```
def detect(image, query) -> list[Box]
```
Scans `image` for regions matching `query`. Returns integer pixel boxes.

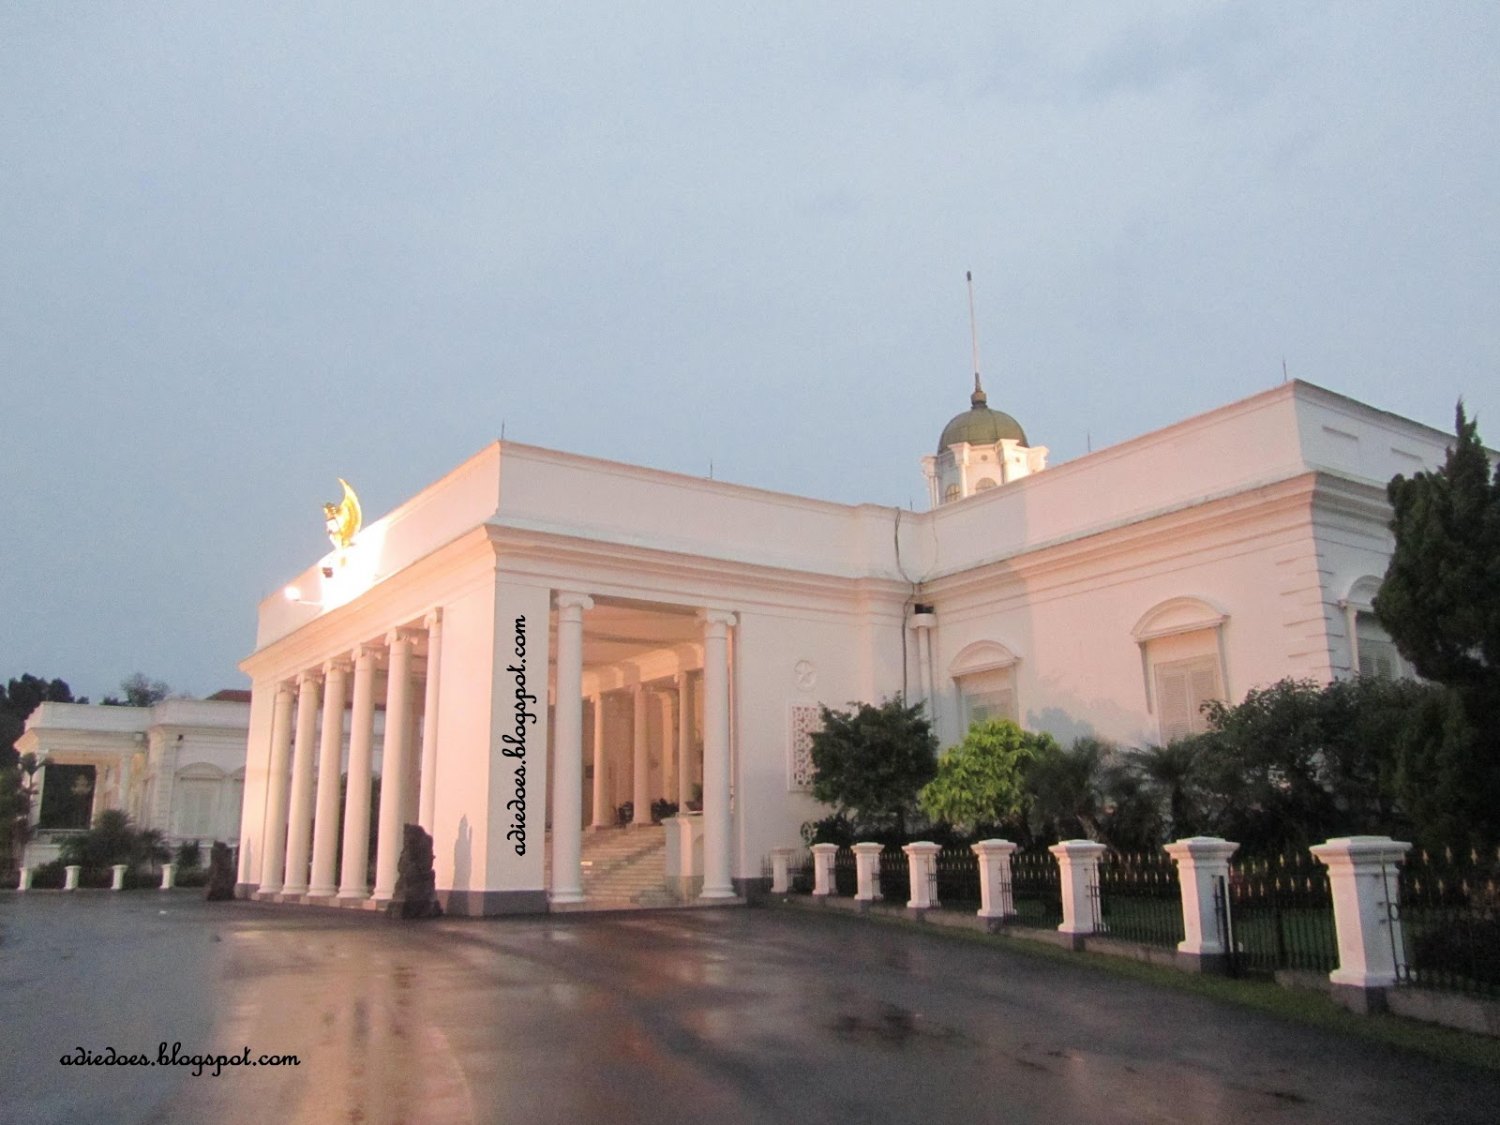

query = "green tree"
[1375,402,1500,694]
[809,696,937,839]
[1026,736,1112,843]
[919,719,1055,835]
[101,673,171,708]
[1373,402,1500,848]
[1,674,80,767]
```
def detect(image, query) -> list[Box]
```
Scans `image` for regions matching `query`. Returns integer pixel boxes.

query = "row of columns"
[257,611,442,905]
[586,673,700,830]
[552,596,736,904]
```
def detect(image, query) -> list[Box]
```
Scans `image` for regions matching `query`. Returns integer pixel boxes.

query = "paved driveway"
[1,892,1495,1124]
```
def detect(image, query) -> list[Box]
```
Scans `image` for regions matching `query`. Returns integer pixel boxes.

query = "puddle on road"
[827,1003,960,1048]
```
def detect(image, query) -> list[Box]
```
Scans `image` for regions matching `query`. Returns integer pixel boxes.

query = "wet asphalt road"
[1,892,1496,1125]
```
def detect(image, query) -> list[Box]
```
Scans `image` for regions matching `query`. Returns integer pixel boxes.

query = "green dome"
[937,385,1027,452]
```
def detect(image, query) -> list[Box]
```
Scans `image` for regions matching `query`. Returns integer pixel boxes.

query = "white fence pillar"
[160,863,177,890]
[1050,840,1107,941]
[852,842,883,903]
[110,864,127,891]
[63,865,80,891]
[1163,836,1239,972]
[903,841,941,911]
[17,866,32,891]
[1310,835,1412,1010]
[770,847,795,894]
[973,839,1019,923]
[811,843,839,897]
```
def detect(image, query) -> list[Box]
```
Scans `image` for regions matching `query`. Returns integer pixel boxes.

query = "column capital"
[350,641,382,666]
[296,668,322,690]
[699,608,737,631]
[273,680,296,702]
[322,655,352,677]
[555,591,595,613]
[385,626,421,649]
[423,607,443,631]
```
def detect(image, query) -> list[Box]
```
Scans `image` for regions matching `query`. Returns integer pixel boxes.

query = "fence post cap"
[850,841,885,855]
[810,843,840,855]
[902,841,942,856]
[770,846,796,858]
[1163,837,1239,862]
[1048,839,1108,860]
[1309,836,1413,866]
[971,839,1019,856]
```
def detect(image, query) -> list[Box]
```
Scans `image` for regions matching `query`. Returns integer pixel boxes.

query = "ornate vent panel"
[789,704,821,792]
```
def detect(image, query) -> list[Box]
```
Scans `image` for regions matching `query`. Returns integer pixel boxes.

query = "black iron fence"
[1005,847,1063,929]
[935,847,980,907]
[1218,853,1338,976]
[833,848,858,896]
[878,848,911,902]
[1095,850,1184,948]
[1398,846,1500,999]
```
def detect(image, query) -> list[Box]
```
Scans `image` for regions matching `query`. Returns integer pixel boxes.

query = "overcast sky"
[2,2,1497,702]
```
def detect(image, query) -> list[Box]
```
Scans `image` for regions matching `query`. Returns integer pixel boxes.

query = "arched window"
[949,640,1020,729]
[1341,577,1409,680]
[974,477,997,492]
[944,483,961,503]
[1132,598,1229,743]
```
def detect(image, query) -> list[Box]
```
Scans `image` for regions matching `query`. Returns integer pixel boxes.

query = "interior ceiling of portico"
[548,596,702,673]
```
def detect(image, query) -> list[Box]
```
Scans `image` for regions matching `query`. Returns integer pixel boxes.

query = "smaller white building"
[18,694,251,866]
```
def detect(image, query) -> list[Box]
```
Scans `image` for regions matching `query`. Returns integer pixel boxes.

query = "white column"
[17,867,32,891]
[659,691,676,809]
[700,610,737,899]
[911,611,936,719]
[110,864,127,891]
[770,847,794,894]
[812,843,838,896]
[1164,836,1239,968]
[853,842,884,902]
[281,671,321,896]
[590,694,611,829]
[630,683,651,826]
[1310,835,1413,993]
[675,672,694,809]
[373,629,417,902]
[1050,840,1107,936]
[551,592,593,903]
[338,643,380,900]
[257,681,296,895]
[64,865,80,891]
[903,841,941,909]
[160,864,176,890]
[973,839,1019,921]
[307,657,349,897]
[418,610,442,834]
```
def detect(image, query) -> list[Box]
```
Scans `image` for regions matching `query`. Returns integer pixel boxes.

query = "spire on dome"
[967,270,987,408]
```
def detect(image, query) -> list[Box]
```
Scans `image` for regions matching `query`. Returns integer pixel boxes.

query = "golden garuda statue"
[323,478,362,550]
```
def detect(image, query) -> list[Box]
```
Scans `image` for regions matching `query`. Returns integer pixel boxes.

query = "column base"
[699,886,737,900]
[305,885,338,899]
[1174,950,1230,975]
[1332,982,1391,1014]
[336,889,369,902]
[549,891,586,906]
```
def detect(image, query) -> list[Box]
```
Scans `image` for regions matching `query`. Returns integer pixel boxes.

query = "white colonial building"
[19,694,251,866]
[236,378,1450,915]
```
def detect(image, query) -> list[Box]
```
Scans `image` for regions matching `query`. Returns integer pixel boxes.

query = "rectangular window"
[960,667,1018,729]
[1355,612,1405,680]
[1155,656,1222,743]
[175,779,218,838]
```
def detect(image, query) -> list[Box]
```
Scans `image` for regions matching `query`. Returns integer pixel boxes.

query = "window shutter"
[1157,667,1192,743]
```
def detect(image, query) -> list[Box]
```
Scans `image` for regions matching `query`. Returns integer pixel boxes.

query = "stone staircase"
[573,827,677,910]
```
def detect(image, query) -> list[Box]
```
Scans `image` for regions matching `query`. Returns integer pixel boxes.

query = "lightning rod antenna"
[966,270,984,400]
